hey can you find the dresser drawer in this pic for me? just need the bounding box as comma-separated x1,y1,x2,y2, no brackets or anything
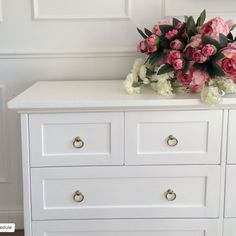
29,112,124,167
125,110,222,165
224,219,236,236
31,166,220,220
32,219,220,236
227,110,236,163
225,166,236,217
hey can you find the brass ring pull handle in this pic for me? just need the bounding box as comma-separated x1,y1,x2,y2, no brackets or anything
165,189,177,201
73,190,84,203
166,135,178,147
73,136,84,149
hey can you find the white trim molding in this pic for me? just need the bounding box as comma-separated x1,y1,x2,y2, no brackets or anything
32,0,130,21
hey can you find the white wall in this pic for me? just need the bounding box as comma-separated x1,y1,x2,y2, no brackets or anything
0,0,235,229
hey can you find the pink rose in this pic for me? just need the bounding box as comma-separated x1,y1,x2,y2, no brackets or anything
145,34,159,53
152,20,172,36
165,29,178,40
183,46,196,61
192,50,208,63
189,34,203,49
172,59,184,71
175,22,184,30
170,39,184,50
165,50,181,64
197,17,231,41
202,44,217,57
217,45,236,81
137,40,147,53
177,71,193,86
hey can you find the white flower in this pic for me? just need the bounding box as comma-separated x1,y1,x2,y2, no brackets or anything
124,73,141,95
150,78,173,97
200,85,222,106
142,78,150,84
132,58,144,80
151,74,159,81
215,77,236,94
139,65,147,80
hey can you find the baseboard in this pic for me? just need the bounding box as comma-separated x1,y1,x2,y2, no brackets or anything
0,210,24,229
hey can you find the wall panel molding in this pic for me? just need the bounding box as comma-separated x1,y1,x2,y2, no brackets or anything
32,0,130,21
0,0,3,22
163,0,236,18
0,85,7,183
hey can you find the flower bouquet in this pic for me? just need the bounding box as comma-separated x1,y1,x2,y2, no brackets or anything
124,10,236,105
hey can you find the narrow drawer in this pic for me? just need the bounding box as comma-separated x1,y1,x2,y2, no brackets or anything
31,166,220,220
32,219,220,236
29,112,124,167
225,165,236,217
227,110,236,163
125,110,222,165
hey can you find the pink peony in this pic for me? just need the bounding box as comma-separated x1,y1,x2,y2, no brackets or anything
217,45,236,82
165,29,178,40
170,39,184,50
137,40,147,53
197,17,231,41
152,20,172,36
172,59,184,71
192,50,208,63
202,44,217,57
165,50,181,64
177,67,209,92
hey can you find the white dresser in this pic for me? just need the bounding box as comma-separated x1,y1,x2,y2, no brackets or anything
8,80,236,236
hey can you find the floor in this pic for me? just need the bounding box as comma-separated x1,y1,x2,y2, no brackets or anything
0,231,24,236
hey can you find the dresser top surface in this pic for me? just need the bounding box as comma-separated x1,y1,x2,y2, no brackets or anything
8,80,236,111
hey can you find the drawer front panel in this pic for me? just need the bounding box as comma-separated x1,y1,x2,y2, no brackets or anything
125,110,222,165
31,166,220,220
32,219,220,236
224,219,236,236
227,110,236,163
225,166,236,217
29,112,124,167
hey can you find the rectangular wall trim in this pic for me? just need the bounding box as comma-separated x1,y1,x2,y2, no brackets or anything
32,0,130,21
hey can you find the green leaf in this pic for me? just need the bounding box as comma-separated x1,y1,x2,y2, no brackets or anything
146,68,155,77
202,35,221,49
212,63,225,77
219,33,228,48
173,18,181,27
157,64,173,75
184,16,189,23
212,52,225,62
231,24,236,31
182,60,190,73
186,16,197,36
227,32,234,40
137,28,147,39
149,50,164,65
159,25,174,35
144,28,152,37
196,9,206,26
132,81,141,88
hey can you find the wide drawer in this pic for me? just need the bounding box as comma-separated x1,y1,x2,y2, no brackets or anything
125,110,222,165
29,112,124,167
227,110,236,163
224,165,236,217
224,219,236,236
31,166,220,220
32,219,220,236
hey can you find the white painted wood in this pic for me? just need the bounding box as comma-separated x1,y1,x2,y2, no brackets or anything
227,110,236,163
31,166,220,220
125,110,222,165
33,0,130,20
32,219,220,236
29,112,124,167
20,114,32,236
8,81,236,111
224,165,236,217
224,219,236,236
